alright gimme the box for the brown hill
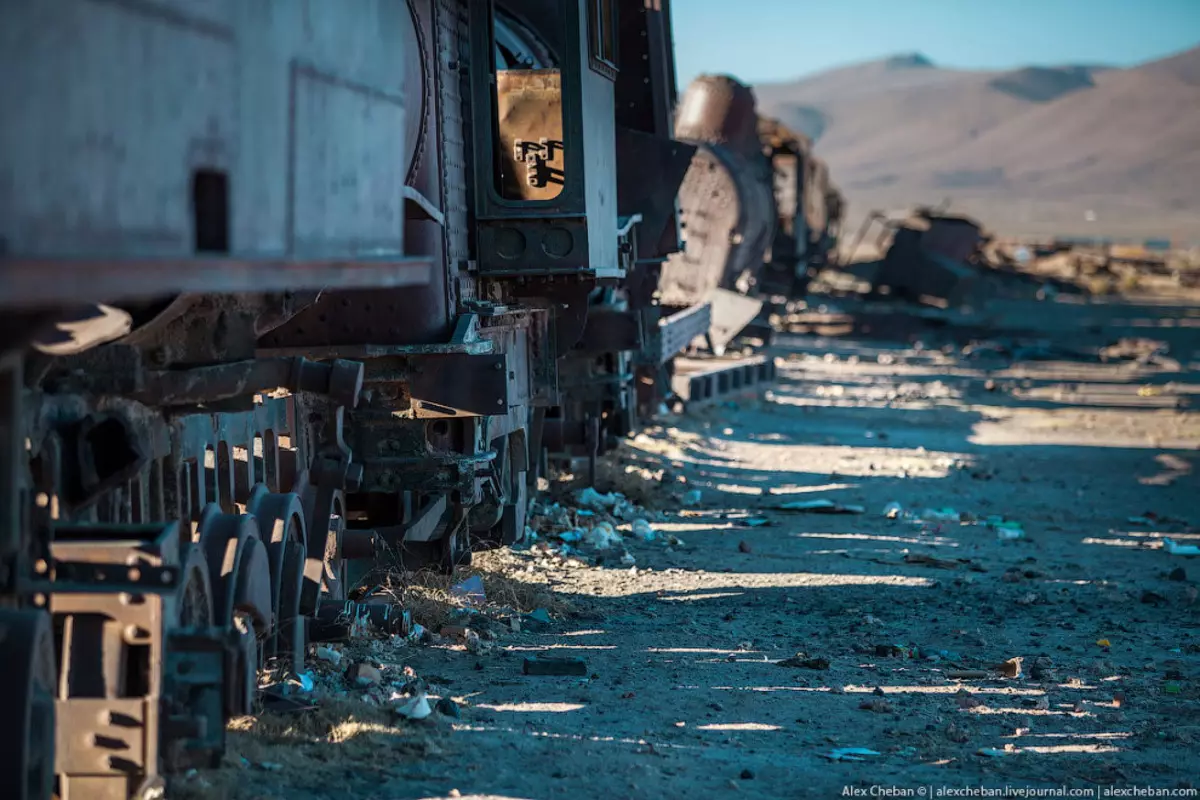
[754,46,1200,243]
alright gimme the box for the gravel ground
[195,292,1200,800]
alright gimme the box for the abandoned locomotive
[0,1,841,797]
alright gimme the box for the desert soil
[192,291,1200,800]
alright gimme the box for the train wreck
[1,2,1196,798]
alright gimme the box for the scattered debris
[1164,539,1200,557]
[315,645,343,666]
[904,553,961,569]
[450,575,487,605]
[882,501,903,519]
[776,499,865,514]
[998,657,1023,679]
[682,489,703,507]
[346,662,382,687]
[435,697,461,718]
[632,519,657,542]
[584,522,623,550]
[821,748,881,762]
[977,747,1012,758]
[393,693,433,720]
[859,698,893,713]
[921,508,960,522]
[523,656,589,676]
[777,654,830,670]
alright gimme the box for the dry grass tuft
[361,549,575,631]
[174,699,447,798]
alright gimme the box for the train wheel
[245,487,308,671]
[299,487,348,615]
[274,541,307,670]
[471,435,527,550]
[196,506,274,716]
[0,609,56,800]
[162,546,224,772]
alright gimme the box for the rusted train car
[0,2,840,797]
[661,77,844,353]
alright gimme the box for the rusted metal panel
[436,0,472,269]
[576,308,643,354]
[657,303,712,364]
[0,0,411,263]
[0,256,433,311]
[675,75,760,156]
[661,143,775,306]
[615,0,678,137]
[671,354,775,406]
[922,217,984,263]
[805,157,830,244]
[615,127,696,261]
[289,65,407,256]
[0,0,237,257]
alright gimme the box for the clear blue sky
[672,0,1200,87]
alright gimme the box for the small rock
[738,541,753,554]
[739,769,755,780]
[465,631,496,656]
[956,691,982,710]
[435,697,461,718]
[523,656,589,676]
[945,723,970,743]
[860,698,892,713]
[777,654,829,670]
[1169,567,1188,582]
[1029,657,1055,681]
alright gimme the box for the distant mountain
[753,46,1200,242]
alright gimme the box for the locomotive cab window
[588,0,618,80]
[491,9,565,201]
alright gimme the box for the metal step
[671,354,776,406]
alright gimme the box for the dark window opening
[191,168,230,253]
[588,0,618,80]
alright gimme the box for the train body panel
[0,0,412,261]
